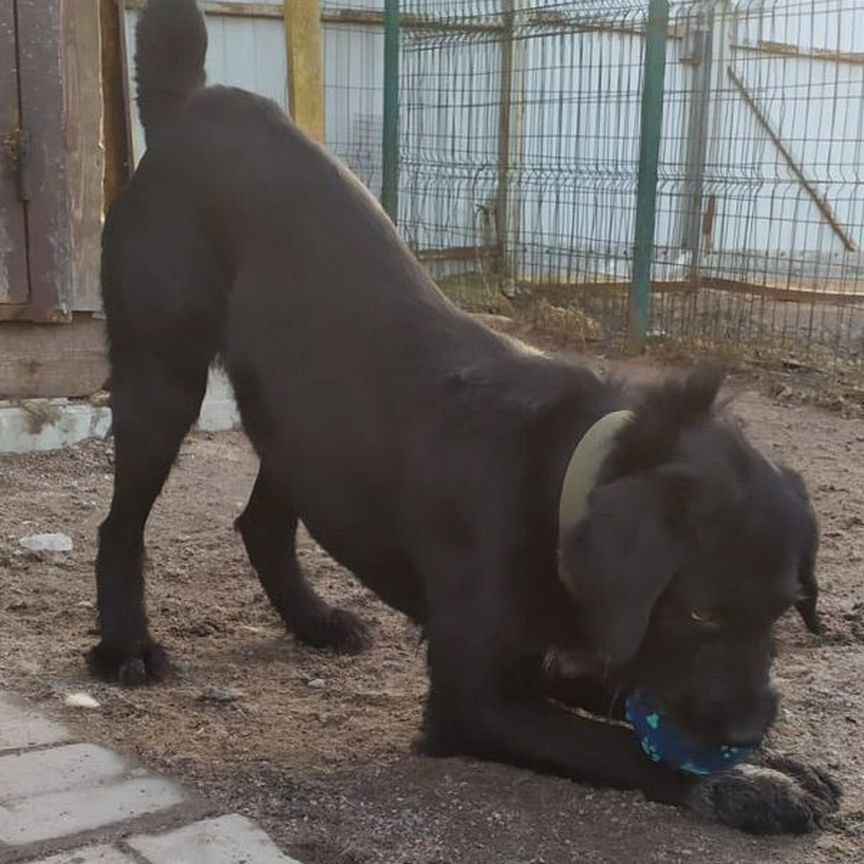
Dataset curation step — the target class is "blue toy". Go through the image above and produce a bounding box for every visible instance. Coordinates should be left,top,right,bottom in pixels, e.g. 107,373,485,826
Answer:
625,690,754,776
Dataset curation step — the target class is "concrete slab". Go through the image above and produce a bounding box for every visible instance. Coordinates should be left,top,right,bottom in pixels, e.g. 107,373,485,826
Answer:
0,401,111,454
0,692,69,752
127,814,302,864
196,368,241,433
0,743,129,802
23,845,136,864
0,776,185,846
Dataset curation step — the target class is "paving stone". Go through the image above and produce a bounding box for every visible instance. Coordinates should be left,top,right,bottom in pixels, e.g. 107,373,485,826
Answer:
0,777,185,846
0,692,69,751
128,814,302,864
0,692,298,862
0,744,129,801
23,844,136,864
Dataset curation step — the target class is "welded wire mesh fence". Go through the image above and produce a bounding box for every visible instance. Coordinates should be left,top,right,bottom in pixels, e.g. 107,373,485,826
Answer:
323,0,389,197
394,0,864,370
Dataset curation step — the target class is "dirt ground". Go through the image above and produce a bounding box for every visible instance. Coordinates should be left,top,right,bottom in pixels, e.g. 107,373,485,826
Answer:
1,359,863,864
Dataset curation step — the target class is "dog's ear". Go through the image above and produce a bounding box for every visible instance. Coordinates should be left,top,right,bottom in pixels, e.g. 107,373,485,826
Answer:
606,363,727,477
777,465,822,634
559,474,680,665
680,361,727,416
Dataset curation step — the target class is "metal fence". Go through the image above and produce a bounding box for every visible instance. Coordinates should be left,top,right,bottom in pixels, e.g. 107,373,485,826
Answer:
393,0,864,369
120,0,864,369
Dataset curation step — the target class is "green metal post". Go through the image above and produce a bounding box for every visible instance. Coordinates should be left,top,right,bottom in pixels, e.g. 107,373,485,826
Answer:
381,0,400,223
630,0,669,350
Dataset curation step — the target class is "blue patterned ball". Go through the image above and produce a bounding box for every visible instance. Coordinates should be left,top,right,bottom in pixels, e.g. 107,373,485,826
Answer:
625,691,753,776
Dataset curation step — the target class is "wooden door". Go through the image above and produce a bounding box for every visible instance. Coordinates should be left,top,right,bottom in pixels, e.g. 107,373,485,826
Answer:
0,0,29,307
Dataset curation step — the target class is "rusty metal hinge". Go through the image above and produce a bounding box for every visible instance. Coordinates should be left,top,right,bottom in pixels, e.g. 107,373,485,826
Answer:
3,127,32,203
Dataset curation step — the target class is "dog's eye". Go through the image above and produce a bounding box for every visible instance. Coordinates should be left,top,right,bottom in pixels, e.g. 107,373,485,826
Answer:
690,608,717,624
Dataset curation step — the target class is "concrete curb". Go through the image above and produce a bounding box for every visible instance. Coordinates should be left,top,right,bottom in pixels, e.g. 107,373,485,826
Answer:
0,691,300,864
0,369,240,455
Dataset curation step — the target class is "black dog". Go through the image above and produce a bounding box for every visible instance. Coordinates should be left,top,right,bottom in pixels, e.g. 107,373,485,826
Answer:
92,0,839,834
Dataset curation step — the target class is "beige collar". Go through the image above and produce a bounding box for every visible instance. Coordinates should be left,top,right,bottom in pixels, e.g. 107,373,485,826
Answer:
558,409,635,539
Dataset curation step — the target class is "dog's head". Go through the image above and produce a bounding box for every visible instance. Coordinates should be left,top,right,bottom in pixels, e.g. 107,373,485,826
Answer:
558,366,819,747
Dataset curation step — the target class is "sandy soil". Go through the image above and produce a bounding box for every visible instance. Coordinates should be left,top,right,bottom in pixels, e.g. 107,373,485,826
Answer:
1,363,863,863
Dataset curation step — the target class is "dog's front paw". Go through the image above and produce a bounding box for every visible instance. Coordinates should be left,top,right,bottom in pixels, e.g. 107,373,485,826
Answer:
88,639,173,686
688,760,841,835
760,755,842,811
296,607,372,655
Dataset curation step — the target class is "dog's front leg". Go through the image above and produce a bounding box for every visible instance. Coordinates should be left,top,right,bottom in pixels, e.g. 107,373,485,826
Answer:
424,637,693,805
426,659,841,833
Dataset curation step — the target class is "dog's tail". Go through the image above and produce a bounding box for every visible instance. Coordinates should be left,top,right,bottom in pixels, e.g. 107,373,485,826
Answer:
135,0,207,142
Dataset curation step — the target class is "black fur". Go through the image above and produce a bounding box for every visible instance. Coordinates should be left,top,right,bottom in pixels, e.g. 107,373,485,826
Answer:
688,759,842,834
92,0,839,834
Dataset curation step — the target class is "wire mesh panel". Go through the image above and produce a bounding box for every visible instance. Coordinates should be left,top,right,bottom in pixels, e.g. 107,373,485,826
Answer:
323,0,387,197
400,0,657,316
397,0,864,370
653,0,864,367
399,0,504,289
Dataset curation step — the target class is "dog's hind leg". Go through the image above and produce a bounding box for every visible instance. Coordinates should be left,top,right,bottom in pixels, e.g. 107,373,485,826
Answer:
236,466,371,654
89,354,211,685
89,199,222,685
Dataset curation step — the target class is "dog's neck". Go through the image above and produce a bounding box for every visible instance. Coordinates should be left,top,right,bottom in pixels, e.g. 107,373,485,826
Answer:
557,409,634,560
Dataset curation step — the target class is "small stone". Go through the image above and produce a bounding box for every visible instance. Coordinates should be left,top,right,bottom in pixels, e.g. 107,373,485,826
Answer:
307,678,326,689
19,533,73,553
64,692,100,710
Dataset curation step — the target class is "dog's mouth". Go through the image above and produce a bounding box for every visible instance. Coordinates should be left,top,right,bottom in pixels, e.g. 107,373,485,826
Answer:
654,699,774,749
542,650,774,746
